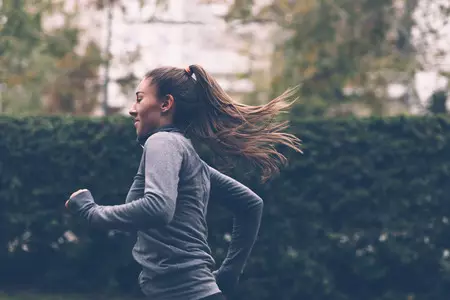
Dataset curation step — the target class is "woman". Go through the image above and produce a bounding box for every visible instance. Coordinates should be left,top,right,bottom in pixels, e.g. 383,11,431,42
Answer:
66,65,301,300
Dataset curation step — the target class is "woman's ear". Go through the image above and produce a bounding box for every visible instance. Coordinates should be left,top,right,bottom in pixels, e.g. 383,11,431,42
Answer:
161,94,175,113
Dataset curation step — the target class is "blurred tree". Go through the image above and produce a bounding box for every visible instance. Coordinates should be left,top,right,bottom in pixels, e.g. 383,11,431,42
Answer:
427,90,448,115
223,0,450,118
0,0,103,115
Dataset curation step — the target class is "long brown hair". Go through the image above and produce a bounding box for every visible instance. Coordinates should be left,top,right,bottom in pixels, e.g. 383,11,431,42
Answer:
145,64,302,181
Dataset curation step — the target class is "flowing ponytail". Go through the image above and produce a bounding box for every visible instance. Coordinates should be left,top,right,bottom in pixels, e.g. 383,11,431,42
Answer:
187,64,302,181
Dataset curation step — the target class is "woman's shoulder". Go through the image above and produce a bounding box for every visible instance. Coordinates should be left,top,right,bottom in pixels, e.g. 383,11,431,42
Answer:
143,131,191,153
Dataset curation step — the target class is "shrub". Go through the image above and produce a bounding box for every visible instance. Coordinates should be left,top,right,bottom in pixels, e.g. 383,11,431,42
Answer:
1,115,450,300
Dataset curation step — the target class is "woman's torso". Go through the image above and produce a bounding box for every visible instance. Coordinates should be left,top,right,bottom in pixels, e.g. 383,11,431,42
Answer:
125,131,220,300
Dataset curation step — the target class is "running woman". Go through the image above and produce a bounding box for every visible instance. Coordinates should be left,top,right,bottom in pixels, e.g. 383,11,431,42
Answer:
66,65,301,300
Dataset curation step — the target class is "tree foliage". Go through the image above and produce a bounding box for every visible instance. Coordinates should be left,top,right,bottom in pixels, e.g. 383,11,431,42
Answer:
0,0,103,114
224,0,450,117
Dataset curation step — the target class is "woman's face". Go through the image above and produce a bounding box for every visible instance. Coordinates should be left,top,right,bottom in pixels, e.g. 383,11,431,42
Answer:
129,78,165,138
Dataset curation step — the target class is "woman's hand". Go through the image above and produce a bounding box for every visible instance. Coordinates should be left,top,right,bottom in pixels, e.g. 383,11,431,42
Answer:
65,189,89,208
213,269,239,297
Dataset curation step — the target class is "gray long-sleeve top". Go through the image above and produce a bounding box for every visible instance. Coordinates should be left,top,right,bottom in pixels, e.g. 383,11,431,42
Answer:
67,129,263,300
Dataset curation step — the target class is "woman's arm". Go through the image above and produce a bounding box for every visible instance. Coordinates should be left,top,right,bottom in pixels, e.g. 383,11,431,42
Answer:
67,132,183,230
209,166,264,294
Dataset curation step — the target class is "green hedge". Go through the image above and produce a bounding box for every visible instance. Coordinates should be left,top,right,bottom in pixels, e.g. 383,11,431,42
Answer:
2,115,450,300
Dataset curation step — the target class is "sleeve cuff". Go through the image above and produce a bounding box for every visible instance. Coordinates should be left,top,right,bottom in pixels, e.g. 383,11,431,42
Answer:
67,190,97,218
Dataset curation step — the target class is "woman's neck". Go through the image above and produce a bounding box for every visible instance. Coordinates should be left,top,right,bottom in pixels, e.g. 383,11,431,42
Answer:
137,124,181,146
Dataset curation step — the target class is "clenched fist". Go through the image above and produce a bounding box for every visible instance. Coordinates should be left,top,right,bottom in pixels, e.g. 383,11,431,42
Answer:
65,189,89,208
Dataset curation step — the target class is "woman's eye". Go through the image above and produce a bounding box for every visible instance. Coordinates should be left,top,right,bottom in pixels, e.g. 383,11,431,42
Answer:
136,98,142,103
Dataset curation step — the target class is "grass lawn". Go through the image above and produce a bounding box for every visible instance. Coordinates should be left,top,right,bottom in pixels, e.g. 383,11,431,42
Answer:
0,292,142,300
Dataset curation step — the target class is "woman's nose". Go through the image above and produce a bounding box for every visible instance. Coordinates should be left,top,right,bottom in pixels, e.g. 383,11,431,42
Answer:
129,103,137,117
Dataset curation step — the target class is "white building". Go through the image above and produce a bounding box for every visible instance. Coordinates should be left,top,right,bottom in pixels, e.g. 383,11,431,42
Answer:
94,0,258,115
